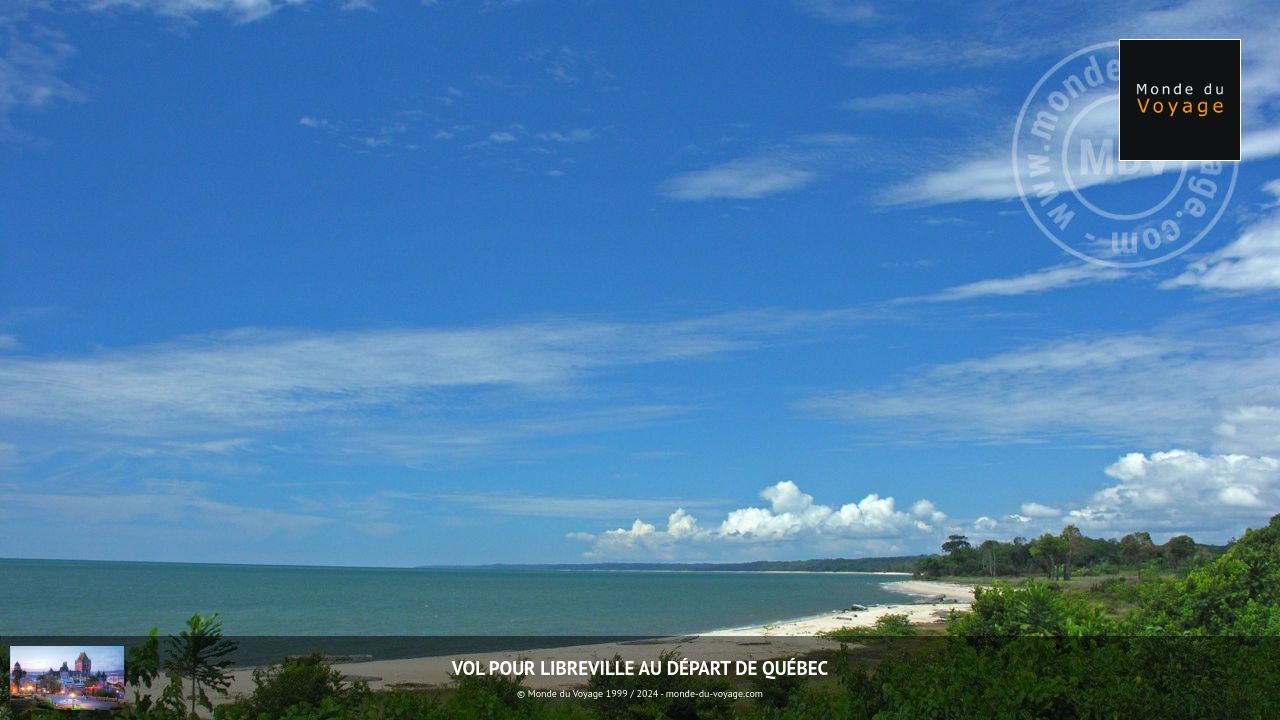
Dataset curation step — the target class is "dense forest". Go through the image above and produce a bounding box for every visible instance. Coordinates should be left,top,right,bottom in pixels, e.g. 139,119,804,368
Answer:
468,556,924,573
912,525,1228,580
5,515,1277,719
470,525,1231,580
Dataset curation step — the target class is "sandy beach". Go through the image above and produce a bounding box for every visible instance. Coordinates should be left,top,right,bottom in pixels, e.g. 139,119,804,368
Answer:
702,579,973,636
133,576,978,706
191,578,977,699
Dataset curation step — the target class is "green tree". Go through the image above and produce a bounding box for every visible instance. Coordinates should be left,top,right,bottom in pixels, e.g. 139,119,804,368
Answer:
1166,534,1196,569
165,612,239,718
941,534,971,555
914,555,945,579
978,539,999,577
1120,531,1156,566
218,653,356,719
1029,533,1066,580
1061,524,1086,580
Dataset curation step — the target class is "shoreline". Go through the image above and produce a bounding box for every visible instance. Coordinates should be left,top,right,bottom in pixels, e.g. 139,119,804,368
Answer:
700,579,974,636
160,579,977,704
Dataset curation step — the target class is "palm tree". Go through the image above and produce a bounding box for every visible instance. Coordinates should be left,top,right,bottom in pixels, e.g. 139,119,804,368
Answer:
164,612,238,718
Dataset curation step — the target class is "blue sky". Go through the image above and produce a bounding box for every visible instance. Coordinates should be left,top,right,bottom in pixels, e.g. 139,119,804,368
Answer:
2,0,1280,565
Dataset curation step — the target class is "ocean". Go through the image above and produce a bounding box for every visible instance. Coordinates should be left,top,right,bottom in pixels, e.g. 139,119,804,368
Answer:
0,559,911,636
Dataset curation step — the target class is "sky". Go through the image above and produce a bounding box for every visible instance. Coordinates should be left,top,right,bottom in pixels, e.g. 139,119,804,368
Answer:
2,0,1280,566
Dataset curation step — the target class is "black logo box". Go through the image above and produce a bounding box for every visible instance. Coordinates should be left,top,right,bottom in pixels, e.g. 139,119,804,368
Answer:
1119,39,1241,162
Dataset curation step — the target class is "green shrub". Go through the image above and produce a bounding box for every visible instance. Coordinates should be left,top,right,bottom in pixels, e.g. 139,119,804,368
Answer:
820,613,918,641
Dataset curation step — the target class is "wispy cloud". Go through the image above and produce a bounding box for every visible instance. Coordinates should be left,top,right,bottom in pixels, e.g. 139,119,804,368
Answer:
842,86,990,113
882,2,1280,207
1163,184,1280,292
423,492,729,520
2,481,331,537
903,263,1128,302
87,0,311,24
0,19,82,136
523,45,615,88
805,320,1280,455
658,134,858,201
847,37,1029,69
659,156,818,201
0,310,862,453
794,0,875,24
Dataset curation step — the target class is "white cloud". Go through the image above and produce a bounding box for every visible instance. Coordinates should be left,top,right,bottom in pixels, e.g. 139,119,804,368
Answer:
880,3,1280,207
806,320,1280,455
297,115,338,130
1163,203,1280,292
0,309,861,460
847,37,1028,69
573,480,942,557
87,0,310,24
660,156,818,201
0,20,82,134
487,130,518,143
3,482,330,537
1019,502,1061,518
794,0,874,24
659,135,858,201
973,516,998,531
842,87,989,113
881,151,1017,205
425,492,727,520
1066,449,1280,536
536,128,595,143
906,263,1127,302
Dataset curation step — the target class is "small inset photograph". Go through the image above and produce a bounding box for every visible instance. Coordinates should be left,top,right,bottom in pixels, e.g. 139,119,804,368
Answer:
9,646,126,714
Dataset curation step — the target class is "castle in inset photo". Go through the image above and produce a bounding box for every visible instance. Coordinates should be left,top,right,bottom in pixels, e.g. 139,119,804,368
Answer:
9,646,126,713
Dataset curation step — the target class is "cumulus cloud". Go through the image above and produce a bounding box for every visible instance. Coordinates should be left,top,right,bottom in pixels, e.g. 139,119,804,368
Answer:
1019,502,1061,518
572,480,943,557
1065,449,1280,536
972,516,998,531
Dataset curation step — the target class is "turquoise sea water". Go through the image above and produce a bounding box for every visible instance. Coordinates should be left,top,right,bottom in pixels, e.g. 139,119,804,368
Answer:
0,559,911,636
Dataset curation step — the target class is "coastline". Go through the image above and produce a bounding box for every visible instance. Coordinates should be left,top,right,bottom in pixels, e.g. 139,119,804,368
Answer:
700,579,973,636
194,579,976,699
